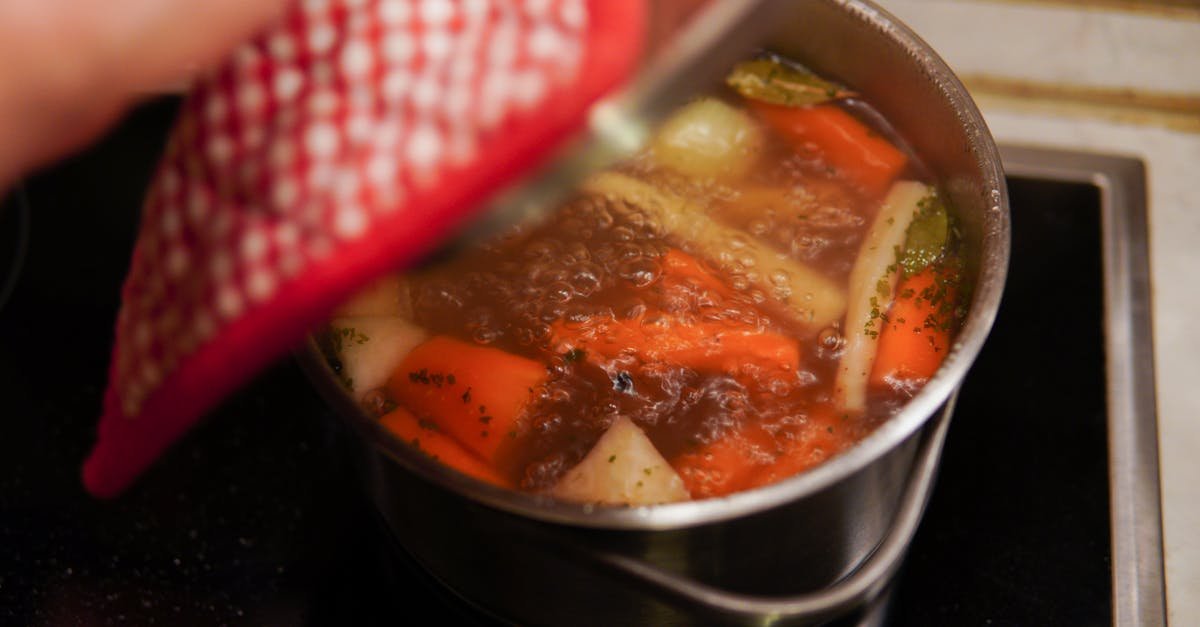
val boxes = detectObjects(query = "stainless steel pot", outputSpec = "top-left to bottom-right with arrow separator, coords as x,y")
300,0 -> 1009,623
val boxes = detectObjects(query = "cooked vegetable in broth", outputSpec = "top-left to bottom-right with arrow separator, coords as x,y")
323,54 -> 968,504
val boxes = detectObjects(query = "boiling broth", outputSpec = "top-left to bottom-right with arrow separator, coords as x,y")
327,55 -> 967,502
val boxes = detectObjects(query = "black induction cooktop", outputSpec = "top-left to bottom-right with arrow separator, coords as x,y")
0,101 -> 1163,626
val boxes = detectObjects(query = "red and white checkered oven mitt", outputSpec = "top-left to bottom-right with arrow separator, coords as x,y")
83,0 -> 645,497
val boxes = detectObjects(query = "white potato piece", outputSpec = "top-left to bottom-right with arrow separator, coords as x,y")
334,275 -> 412,318
834,180 -> 931,413
650,98 -> 764,180
582,171 -> 846,329
551,417 -> 690,505
330,316 -> 428,397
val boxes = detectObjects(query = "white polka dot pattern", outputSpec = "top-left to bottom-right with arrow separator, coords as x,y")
109,0 -> 589,417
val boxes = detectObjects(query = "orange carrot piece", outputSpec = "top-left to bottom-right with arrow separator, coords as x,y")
869,269 -> 953,388
660,249 -> 734,300
388,336 -> 548,463
661,328 -> 800,374
550,316 -> 641,358
551,316 -> 800,375
670,423 -> 779,498
750,101 -> 907,197
379,408 -> 511,488
743,404 -> 846,490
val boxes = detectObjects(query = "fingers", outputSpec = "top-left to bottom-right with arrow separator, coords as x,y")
0,0 -> 289,184
99,0 -> 292,91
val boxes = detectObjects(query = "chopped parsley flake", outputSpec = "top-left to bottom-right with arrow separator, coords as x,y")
330,326 -> 370,353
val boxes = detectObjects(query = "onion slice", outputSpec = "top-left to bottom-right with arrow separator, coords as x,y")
835,180 -> 931,413
582,171 -> 847,330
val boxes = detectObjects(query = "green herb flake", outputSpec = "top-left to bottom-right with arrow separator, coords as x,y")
329,325 -> 370,353
608,455 -> 617,463
564,348 -> 586,363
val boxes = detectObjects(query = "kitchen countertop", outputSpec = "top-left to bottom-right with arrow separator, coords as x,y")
881,1 -> 1200,623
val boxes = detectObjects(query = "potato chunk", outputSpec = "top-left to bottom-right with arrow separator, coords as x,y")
334,275 -> 412,318
551,417 -> 689,505
649,98 -> 764,180
330,317 -> 427,397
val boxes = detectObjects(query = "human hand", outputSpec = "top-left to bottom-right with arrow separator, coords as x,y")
0,0 -> 288,186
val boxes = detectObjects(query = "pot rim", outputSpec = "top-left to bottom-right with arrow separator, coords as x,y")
302,0 -> 1009,531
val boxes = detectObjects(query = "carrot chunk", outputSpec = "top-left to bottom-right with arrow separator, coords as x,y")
670,422 -> 779,498
659,327 -> 800,374
743,404 -> 846,490
388,336 -> 548,463
869,269 -> 954,388
671,404 -> 857,497
750,101 -> 907,197
379,408 -> 511,488
659,249 -> 734,301
551,315 -> 800,376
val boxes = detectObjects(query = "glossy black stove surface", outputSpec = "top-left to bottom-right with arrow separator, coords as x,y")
1,103 -> 1113,625
890,177 -> 1112,626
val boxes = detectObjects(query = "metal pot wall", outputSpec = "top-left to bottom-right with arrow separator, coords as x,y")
301,0 -> 1009,624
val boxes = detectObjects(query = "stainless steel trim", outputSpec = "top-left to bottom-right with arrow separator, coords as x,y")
1000,145 -> 1166,627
